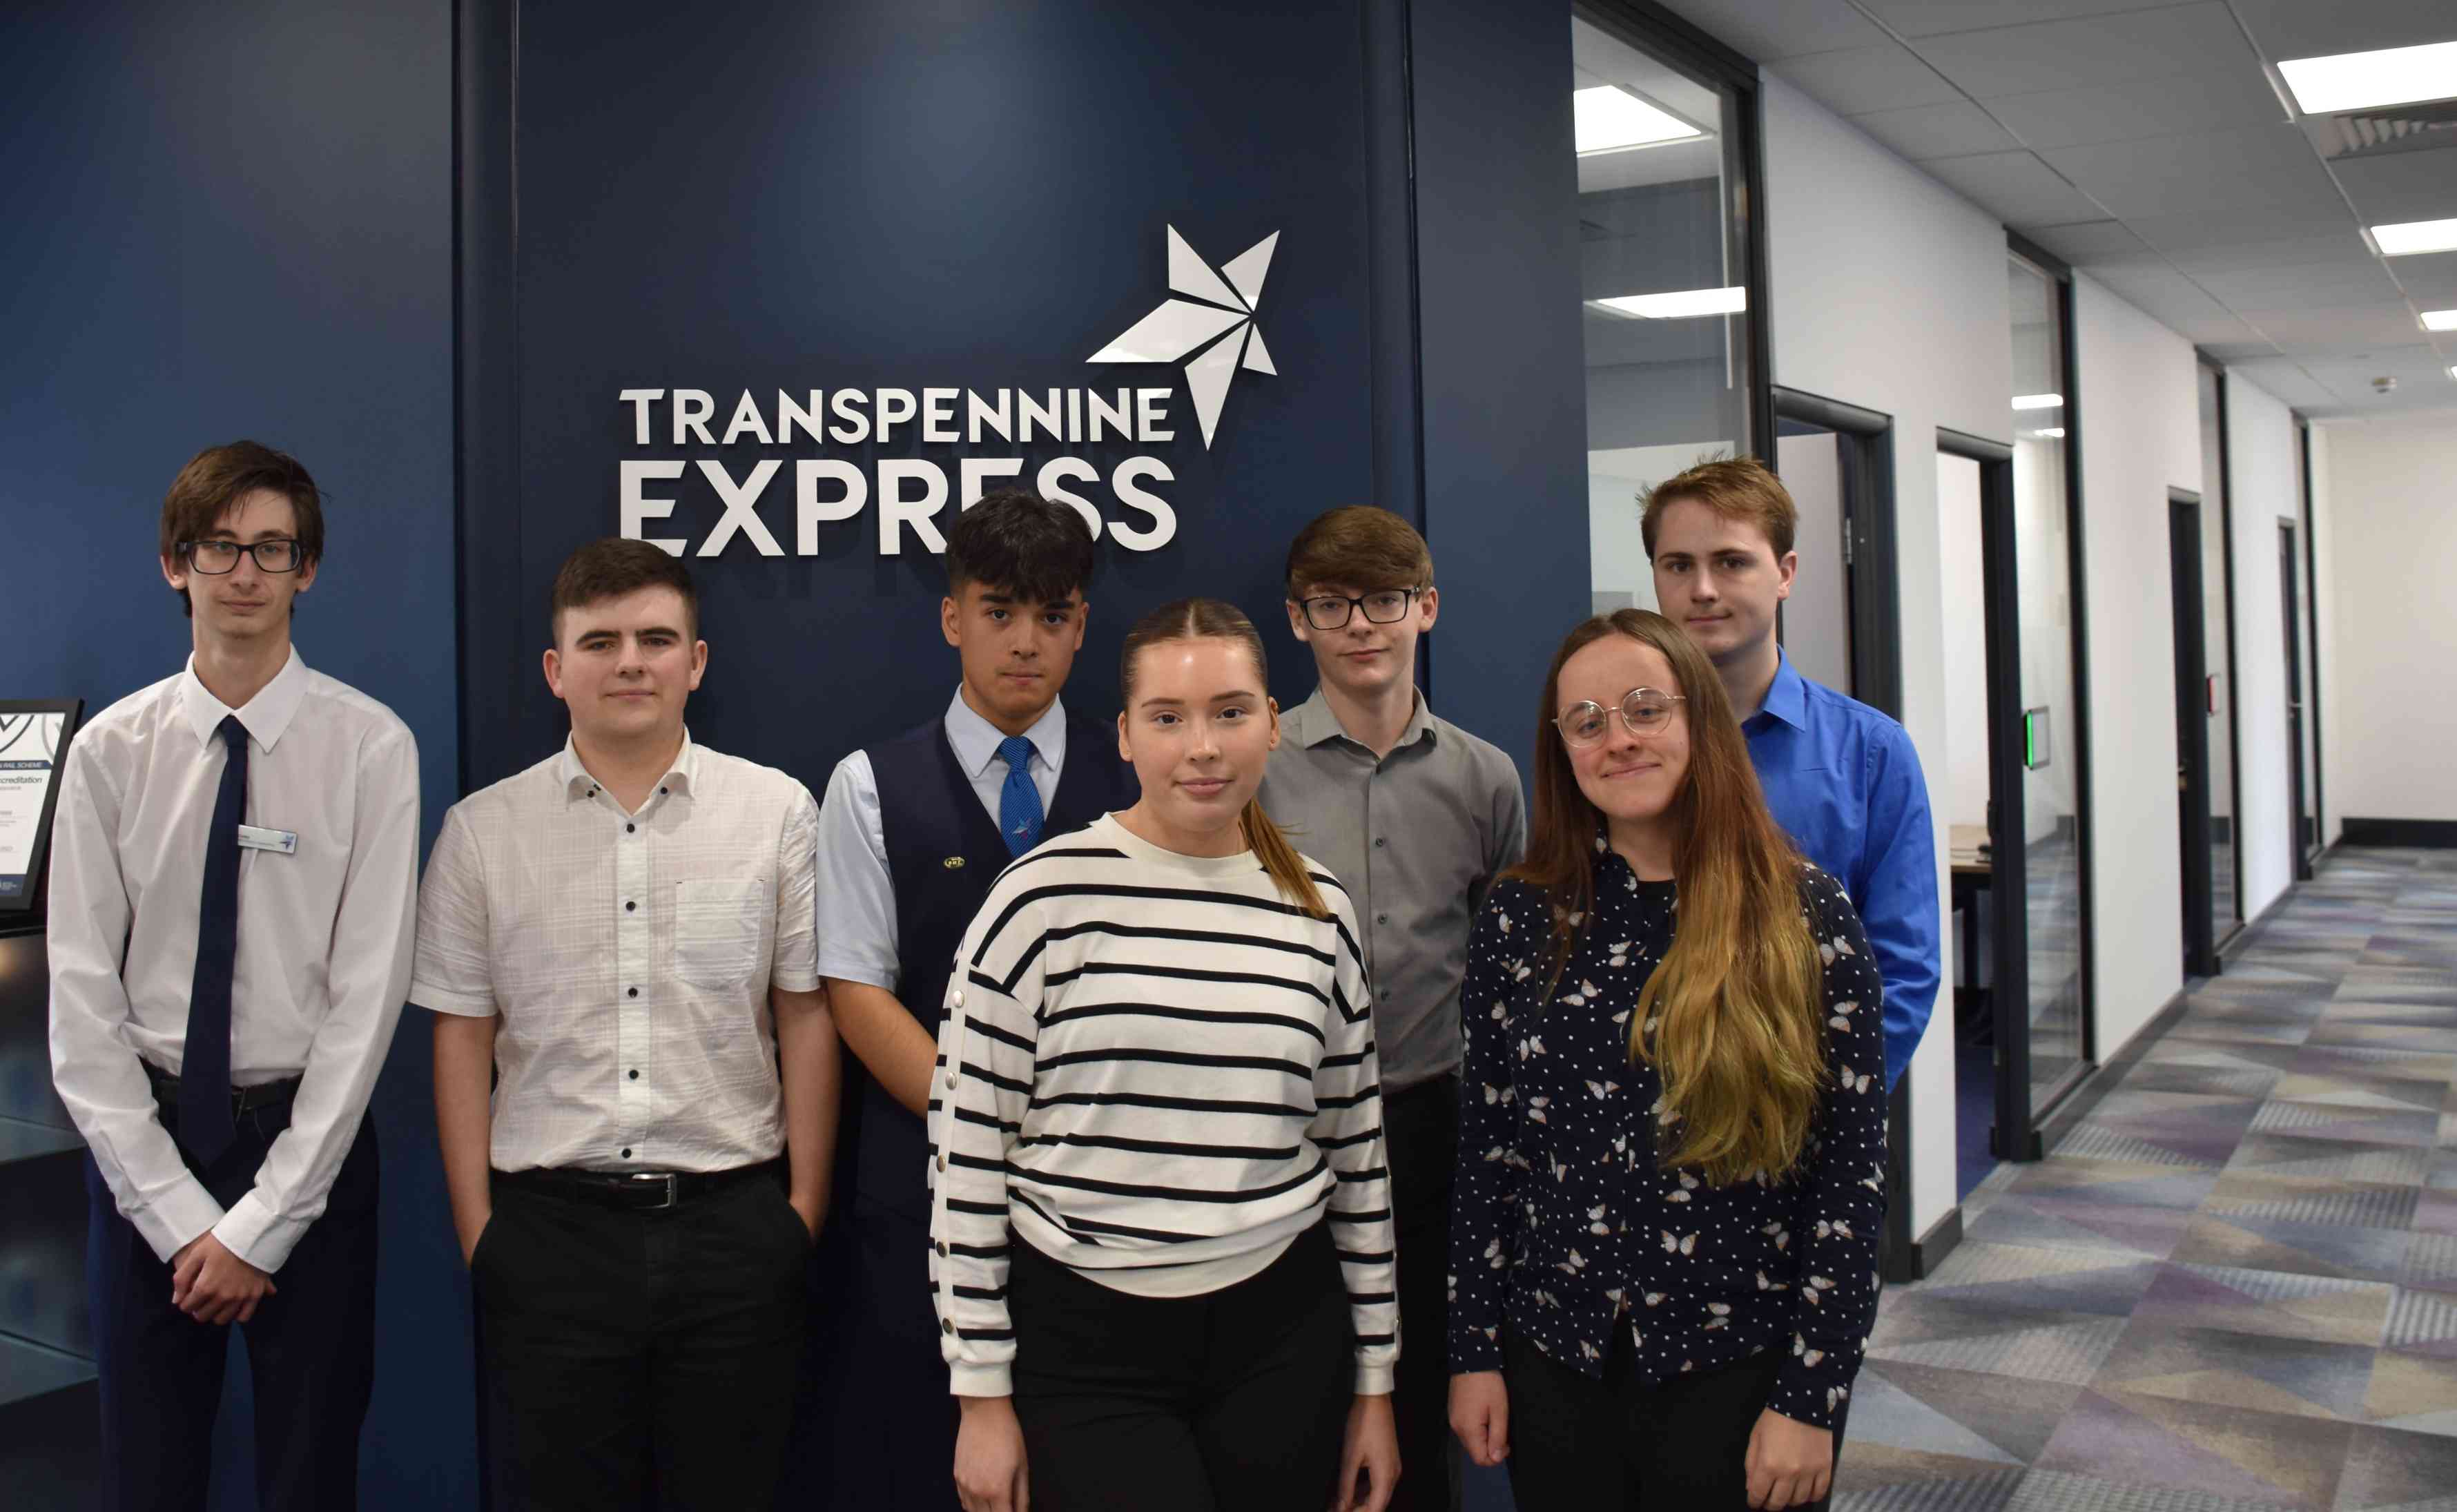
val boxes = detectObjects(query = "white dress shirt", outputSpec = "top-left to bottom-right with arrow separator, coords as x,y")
410,733 -> 820,1174
48,650 -> 420,1271
812,688 -> 1068,991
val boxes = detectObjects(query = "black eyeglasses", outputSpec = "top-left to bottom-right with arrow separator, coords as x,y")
1297,588 -> 1423,630
181,539 -> 304,574
1555,687 -> 1687,748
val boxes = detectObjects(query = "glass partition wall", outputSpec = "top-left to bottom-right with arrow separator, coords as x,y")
1573,4 -> 1765,614
2195,362 -> 2244,950
2007,252 -> 2090,1112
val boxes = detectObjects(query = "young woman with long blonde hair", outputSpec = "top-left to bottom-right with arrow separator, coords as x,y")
929,598 -> 1401,1512
1446,609 -> 1885,1511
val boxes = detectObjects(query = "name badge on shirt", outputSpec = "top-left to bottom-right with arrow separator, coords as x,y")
236,824 -> 298,855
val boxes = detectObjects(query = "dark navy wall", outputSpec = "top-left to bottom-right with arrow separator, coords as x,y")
460,0 -> 1395,793
1,1 -> 469,1506
1412,0 -> 1591,784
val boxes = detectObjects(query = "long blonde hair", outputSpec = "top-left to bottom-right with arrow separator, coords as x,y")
1512,610 -> 1827,1184
1118,598 -> 1329,921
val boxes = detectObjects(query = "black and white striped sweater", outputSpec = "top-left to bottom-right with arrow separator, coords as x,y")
926,813 -> 1400,1397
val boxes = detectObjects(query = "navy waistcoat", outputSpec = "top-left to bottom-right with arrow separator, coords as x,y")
848,709 -> 1137,1222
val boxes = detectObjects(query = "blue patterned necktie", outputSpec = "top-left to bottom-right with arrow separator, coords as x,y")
997,735 -> 1044,858
181,715 -> 247,1165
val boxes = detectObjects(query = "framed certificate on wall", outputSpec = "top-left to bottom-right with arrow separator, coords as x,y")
0,699 -> 84,914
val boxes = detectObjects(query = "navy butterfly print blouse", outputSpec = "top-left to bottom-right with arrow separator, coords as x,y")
1447,844 -> 1887,1429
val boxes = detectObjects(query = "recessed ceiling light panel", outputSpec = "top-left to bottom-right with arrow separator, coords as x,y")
1574,86 -> 1703,155
1588,287 -> 1746,319
2422,309 -> 2457,331
2371,218 -> 2457,257
2278,40 -> 2457,115
2010,394 -> 2064,411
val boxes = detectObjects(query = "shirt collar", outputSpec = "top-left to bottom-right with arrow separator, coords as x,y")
1287,686 -> 1436,752
1748,649 -> 1809,733
944,687 -> 1067,780
560,728 -> 700,799
178,648 -> 309,754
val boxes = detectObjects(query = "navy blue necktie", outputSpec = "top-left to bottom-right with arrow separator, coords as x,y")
181,715 -> 247,1165
997,735 -> 1044,858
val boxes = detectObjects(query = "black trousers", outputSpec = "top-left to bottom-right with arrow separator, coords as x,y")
821,1201 -> 960,1511
1008,1219 -> 1355,1512
1384,1072 -> 1459,1512
85,1085 -> 378,1512
474,1168 -> 809,1511
1502,1329 -> 1834,1512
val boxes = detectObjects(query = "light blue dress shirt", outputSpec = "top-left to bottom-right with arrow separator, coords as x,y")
1743,650 -> 1941,1091
813,689 -> 1068,992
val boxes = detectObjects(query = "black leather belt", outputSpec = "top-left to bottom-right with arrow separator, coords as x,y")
143,1060 -> 302,1116
493,1158 -> 786,1212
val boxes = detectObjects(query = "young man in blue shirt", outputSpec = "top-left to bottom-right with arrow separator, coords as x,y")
1644,458 -> 1940,1093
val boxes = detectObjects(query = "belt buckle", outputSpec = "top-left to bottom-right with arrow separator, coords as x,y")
629,1172 -> 680,1210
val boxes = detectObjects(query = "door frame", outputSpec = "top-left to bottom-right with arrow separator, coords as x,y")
1770,385 -> 1899,717
2297,425 -> 2326,873
2170,490 -> 2222,978
1940,427 -> 2043,1161
2200,360 -> 2248,948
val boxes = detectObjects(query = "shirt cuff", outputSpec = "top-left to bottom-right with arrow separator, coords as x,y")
948,1361 -> 1012,1397
214,1189 -> 308,1274
132,1179 -> 228,1266
1354,1360 -> 1395,1396
815,955 -> 899,991
410,981 -> 496,1018
771,967 -> 822,994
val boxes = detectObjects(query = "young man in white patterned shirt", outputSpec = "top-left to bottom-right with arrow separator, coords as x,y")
414,539 -> 839,1509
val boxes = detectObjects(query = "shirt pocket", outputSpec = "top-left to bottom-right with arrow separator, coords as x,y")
673,878 -> 768,991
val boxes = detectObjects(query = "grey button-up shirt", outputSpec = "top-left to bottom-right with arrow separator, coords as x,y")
1260,689 -> 1527,1092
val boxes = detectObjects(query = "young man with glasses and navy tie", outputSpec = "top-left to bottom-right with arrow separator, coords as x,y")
48,440 -> 422,1510
414,538 -> 840,1509
1259,505 -> 1528,1512
815,490 -> 1137,1510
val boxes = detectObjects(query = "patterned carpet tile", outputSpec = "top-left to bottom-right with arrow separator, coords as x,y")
1833,851 -> 2456,1512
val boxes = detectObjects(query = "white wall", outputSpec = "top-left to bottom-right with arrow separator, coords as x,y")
2219,374 -> 2301,920
1762,75 -> 2011,1243
1937,456 -> 1988,831
2315,411 -> 2457,823
2073,275 -> 2201,1054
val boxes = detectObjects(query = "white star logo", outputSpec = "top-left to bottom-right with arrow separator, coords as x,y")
1087,225 -> 1279,449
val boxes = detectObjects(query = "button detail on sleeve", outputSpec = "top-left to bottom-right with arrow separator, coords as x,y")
628,1069 -> 639,1080
625,900 -> 636,912
620,1147 -> 632,1159
628,987 -> 639,998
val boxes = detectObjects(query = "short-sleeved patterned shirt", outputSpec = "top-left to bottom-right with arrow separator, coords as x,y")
1447,842 -> 1887,1429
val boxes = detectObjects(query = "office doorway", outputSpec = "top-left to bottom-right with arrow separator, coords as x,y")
1771,386 -> 1899,716
1939,429 -> 2050,1174
2195,362 -> 2244,949
2170,491 -> 2222,978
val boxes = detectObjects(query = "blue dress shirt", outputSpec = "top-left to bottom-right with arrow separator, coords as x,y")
1743,650 -> 1941,1089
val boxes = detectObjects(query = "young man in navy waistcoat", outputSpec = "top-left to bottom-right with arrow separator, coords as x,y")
814,490 -> 1137,1509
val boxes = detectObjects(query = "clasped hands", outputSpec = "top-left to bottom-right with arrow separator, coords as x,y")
169,1230 -> 276,1325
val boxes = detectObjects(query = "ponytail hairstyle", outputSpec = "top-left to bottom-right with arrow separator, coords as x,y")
1510,610 -> 1827,1185
1118,598 -> 1330,922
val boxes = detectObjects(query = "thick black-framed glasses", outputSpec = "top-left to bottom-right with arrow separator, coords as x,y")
1555,687 -> 1687,748
180,539 -> 304,574
1298,588 -> 1423,630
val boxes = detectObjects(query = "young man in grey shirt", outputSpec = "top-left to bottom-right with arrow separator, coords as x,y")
1259,505 -> 1526,1511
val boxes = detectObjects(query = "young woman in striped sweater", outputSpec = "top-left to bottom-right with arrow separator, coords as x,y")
927,597 -> 1402,1512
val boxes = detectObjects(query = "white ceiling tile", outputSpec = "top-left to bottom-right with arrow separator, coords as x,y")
2228,0 -> 2457,63
2043,124 -> 2341,217
1907,3 -> 2255,100
1921,148 -> 2108,225
2199,341 -> 2282,362
2126,204 -> 2362,253
1984,68 -> 2291,151
2230,305 -> 2435,347
2193,263 -> 2404,307
2159,232 -> 2375,273
1847,99 -> 2021,160
2331,151 -> 2457,230
1651,0 -> 1893,64
2024,219 -> 2148,260
1861,0 -> 2195,39
1769,43 -> 1962,115
2393,253 -> 2457,307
